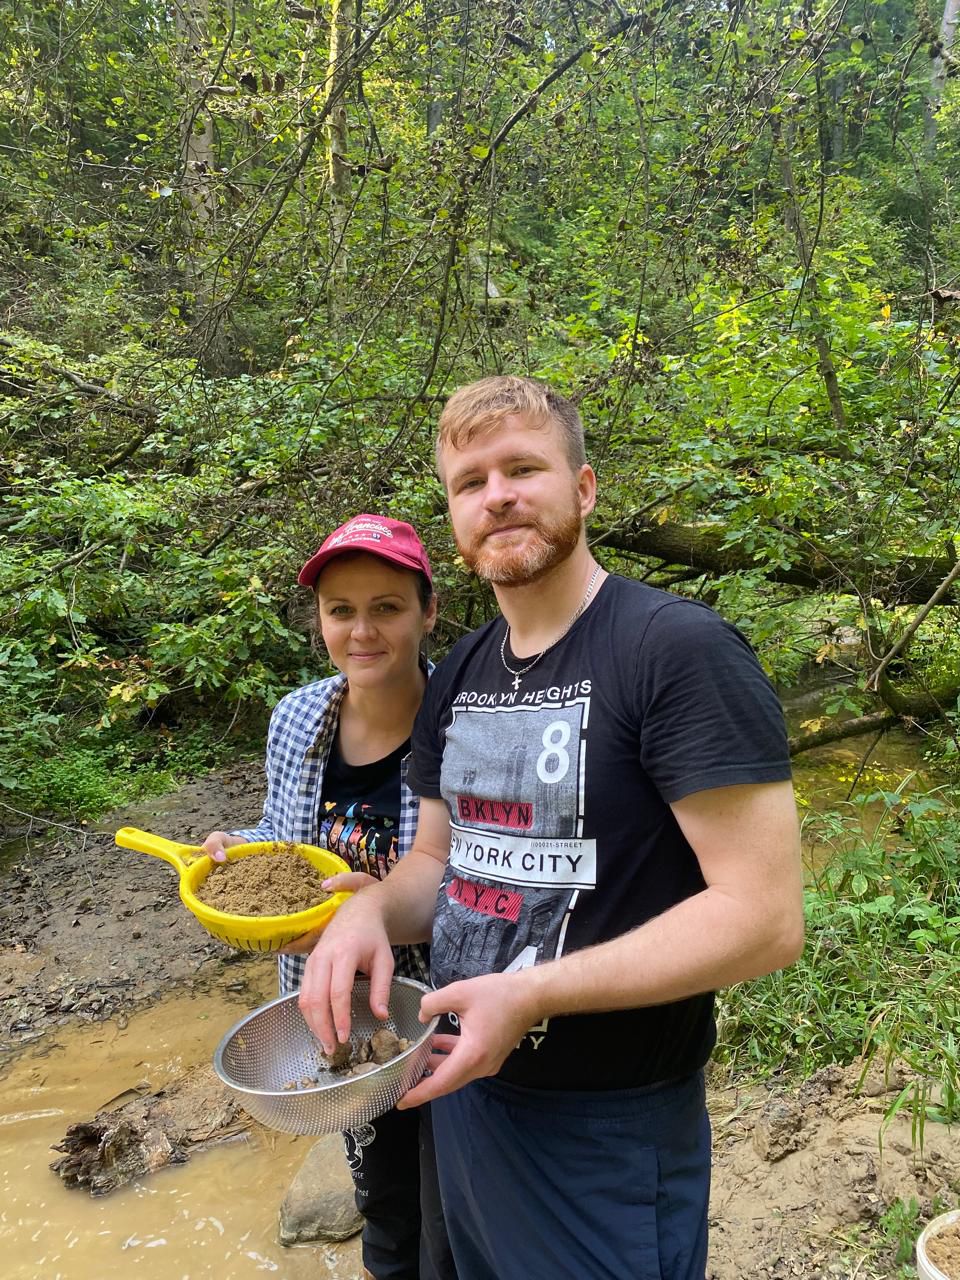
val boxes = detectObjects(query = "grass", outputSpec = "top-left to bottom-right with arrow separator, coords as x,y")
826,1193 -> 959,1279
716,786 -> 960,1134
0,721 -> 261,823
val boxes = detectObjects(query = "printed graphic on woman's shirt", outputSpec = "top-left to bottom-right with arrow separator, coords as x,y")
433,696 -> 595,1007
320,801 -> 399,881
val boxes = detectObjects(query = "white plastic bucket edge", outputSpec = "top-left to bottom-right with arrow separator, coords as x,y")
917,1209 -> 960,1280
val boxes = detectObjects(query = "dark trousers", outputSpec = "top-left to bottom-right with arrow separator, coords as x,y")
431,1071 -> 710,1280
344,1102 -> 457,1280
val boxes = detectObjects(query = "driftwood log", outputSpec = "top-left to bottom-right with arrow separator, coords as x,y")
50,1065 -> 250,1195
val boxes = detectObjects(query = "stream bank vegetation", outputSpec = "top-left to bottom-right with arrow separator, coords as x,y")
717,783 -> 960,1275
1,0 -> 959,1264
718,785 -> 959,1111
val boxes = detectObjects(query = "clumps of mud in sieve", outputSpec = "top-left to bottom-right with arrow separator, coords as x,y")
285,1029 -> 412,1088
197,848 -> 333,916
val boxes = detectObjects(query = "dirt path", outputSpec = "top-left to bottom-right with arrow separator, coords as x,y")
2,766 -> 957,1277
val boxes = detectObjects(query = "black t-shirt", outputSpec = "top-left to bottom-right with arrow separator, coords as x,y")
319,735 -> 408,880
407,575 -> 792,1090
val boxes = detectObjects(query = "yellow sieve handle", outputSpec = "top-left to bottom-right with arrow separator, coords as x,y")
114,826 -> 209,876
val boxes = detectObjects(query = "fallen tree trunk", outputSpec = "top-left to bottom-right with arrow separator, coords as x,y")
876,673 -> 960,719
788,711 -> 901,756
50,1064 -> 250,1195
787,671 -> 960,754
594,519 -> 960,607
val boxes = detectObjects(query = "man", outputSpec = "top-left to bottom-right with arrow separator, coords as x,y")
301,375 -> 804,1280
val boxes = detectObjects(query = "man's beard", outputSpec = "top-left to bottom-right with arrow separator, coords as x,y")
457,492 -> 583,586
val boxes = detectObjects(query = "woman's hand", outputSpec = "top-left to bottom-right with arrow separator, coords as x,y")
277,871 -> 378,954
278,928 -> 327,954
321,871 -> 380,894
200,831 -> 247,864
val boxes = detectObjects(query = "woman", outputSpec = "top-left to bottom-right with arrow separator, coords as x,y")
203,513 -> 454,1280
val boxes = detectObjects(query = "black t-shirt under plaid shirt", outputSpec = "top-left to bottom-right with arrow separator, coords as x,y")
230,671 -> 429,992
319,735 -> 408,879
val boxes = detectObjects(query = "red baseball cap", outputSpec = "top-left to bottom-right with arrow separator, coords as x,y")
298,514 -> 433,589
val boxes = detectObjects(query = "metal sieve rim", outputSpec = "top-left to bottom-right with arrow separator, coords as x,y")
212,977 -> 439,1099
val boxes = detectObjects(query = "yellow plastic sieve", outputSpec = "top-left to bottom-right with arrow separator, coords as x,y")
114,826 -> 352,952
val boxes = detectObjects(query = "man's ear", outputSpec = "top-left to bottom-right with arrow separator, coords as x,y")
578,464 -> 597,518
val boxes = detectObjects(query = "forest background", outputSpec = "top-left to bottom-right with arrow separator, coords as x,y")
2,0 -> 960,1237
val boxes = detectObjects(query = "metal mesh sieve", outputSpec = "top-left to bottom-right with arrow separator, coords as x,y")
213,977 -> 438,1135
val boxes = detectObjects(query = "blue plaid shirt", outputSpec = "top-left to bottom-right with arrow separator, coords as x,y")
232,671 -> 430,993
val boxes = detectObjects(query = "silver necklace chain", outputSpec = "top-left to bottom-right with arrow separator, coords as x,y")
499,563 -> 603,692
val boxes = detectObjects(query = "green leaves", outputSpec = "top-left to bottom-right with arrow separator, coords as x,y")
2,0 -> 960,826
717,790 -> 960,1120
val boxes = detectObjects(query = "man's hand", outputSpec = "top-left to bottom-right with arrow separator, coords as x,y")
298,890 -> 395,1054
298,806 -> 450,1059
397,972 -> 540,1109
200,831 -> 247,863
278,872 -> 378,954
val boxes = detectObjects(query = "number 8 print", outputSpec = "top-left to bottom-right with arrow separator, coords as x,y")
536,720 -> 571,783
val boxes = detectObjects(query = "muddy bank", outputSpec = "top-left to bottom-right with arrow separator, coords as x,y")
708,1060 -> 960,1278
0,762 -> 268,1056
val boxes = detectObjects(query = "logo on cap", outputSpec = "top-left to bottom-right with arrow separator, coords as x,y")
330,518 -> 394,547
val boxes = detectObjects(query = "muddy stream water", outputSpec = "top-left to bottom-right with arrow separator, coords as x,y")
0,692 -> 945,1280
1,977 -> 361,1280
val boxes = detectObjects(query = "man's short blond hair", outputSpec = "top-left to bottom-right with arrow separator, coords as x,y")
436,376 -> 586,475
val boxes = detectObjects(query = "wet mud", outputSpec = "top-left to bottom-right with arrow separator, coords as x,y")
0,763 -> 267,1054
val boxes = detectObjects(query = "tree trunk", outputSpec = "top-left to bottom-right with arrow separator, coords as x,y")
875,672 -> 960,720
768,114 -> 848,436
327,0 -> 355,322
829,73 -> 845,165
926,0 -> 960,144
50,1066 -> 249,1196
788,712 -> 901,756
172,0 -> 226,369
592,517 -> 960,606
427,98 -> 444,135
423,0 -> 470,135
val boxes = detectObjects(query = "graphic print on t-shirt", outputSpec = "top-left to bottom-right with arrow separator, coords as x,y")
320,801 -> 399,880
318,735 -> 406,881
432,690 -> 595,1013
